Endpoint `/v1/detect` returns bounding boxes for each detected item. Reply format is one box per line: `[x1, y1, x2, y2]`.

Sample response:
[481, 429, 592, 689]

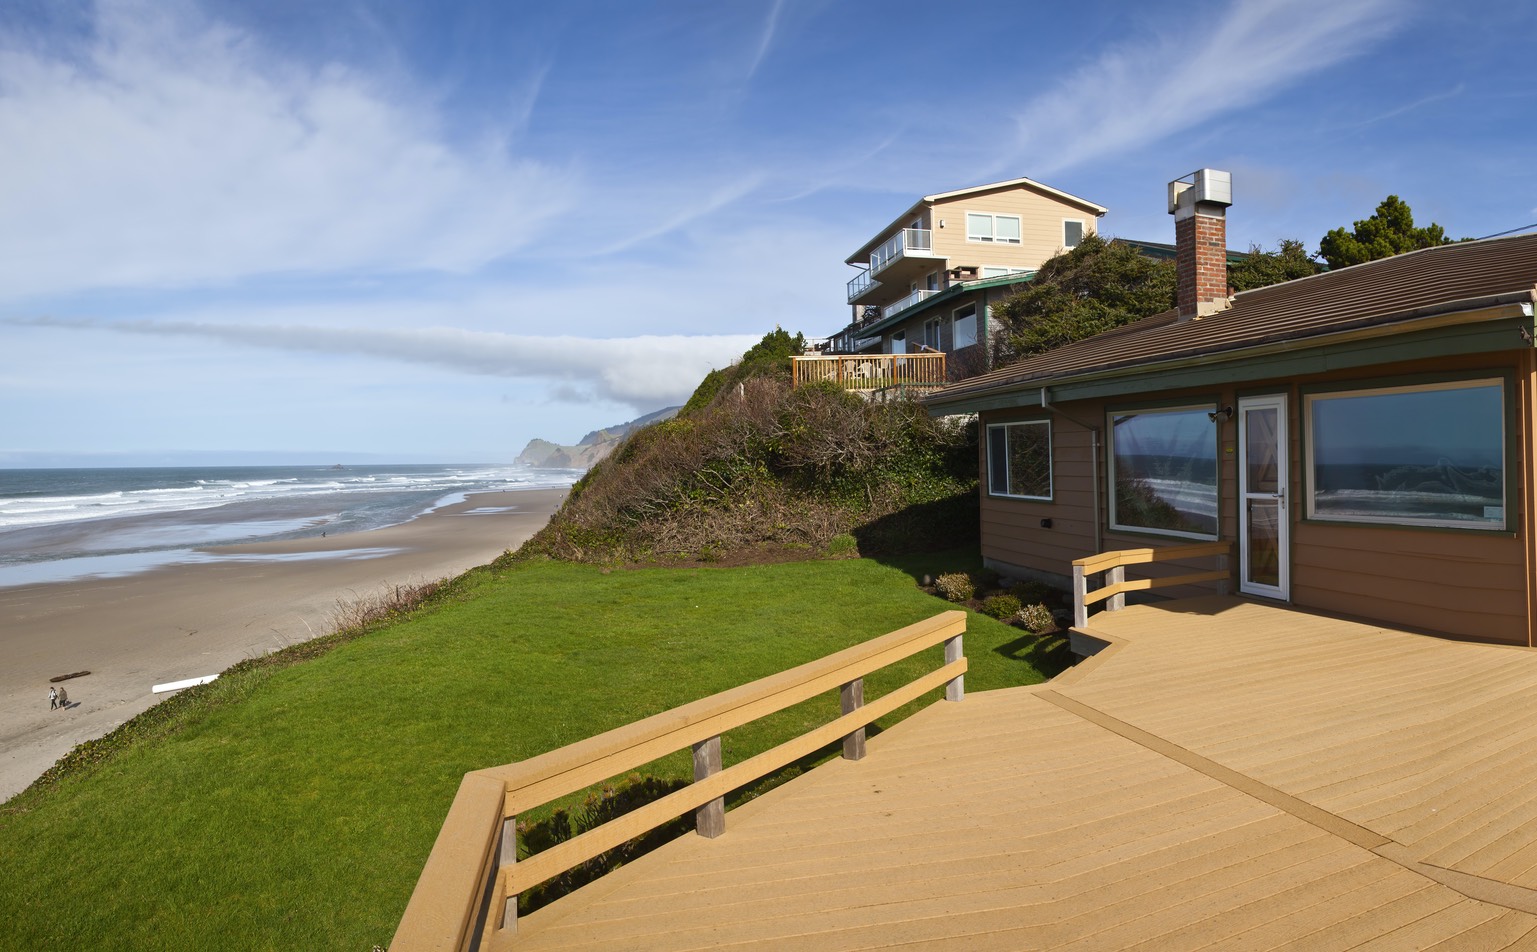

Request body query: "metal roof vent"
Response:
[1168, 169, 1233, 216]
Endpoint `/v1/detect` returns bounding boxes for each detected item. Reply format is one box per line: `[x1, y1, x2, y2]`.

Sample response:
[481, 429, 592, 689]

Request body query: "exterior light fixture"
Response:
[1208, 406, 1234, 423]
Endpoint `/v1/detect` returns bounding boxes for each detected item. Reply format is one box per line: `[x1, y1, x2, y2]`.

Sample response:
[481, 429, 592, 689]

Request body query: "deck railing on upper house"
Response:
[790, 353, 946, 392]
[390, 611, 967, 952]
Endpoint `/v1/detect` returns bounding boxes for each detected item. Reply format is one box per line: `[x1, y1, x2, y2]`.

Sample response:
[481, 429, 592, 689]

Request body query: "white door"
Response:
[1239, 395, 1289, 600]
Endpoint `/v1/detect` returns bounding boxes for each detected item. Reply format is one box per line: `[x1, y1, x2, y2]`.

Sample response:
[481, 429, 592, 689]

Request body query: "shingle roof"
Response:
[928, 232, 1537, 409]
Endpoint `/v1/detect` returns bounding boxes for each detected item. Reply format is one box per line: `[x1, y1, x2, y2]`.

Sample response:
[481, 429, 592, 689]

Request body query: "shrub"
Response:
[825, 533, 859, 558]
[980, 594, 1022, 620]
[517, 773, 690, 914]
[935, 572, 974, 603]
[1009, 580, 1053, 605]
[1017, 603, 1056, 634]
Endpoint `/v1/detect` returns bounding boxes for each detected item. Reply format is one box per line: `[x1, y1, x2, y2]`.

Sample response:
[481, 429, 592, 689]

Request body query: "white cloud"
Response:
[7, 316, 757, 409]
[0, 0, 575, 299]
[1000, 0, 1410, 177]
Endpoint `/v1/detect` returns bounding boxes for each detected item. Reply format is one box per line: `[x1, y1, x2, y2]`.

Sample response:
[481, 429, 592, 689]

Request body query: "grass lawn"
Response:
[0, 553, 1063, 950]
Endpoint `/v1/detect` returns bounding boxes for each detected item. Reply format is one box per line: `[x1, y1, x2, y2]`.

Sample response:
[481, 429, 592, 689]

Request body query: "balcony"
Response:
[883, 287, 939, 321]
[846, 269, 877, 304]
[870, 228, 935, 276]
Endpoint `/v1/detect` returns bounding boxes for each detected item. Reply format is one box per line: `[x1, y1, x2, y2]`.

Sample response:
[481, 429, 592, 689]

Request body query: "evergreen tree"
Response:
[991, 234, 1175, 363]
[1228, 239, 1322, 291]
[1317, 196, 1455, 270]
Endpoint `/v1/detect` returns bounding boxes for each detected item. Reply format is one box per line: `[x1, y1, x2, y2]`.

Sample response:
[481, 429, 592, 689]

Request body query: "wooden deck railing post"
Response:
[1107, 565, 1126, 611]
[499, 814, 518, 932]
[692, 736, 725, 838]
[840, 678, 866, 760]
[944, 635, 964, 702]
[1073, 563, 1088, 629]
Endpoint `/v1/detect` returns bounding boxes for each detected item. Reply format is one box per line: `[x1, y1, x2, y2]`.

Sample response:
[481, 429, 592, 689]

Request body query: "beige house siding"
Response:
[980, 353, 1530, 646]
[930, 185, 1098, 272]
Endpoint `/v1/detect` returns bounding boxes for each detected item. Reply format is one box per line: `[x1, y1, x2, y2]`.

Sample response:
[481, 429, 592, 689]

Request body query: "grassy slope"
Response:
[0, 554, 1060, 951]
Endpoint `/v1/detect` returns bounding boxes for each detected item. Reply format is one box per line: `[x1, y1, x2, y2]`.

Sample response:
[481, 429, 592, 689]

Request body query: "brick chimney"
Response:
[1168, 169, 1233, 318]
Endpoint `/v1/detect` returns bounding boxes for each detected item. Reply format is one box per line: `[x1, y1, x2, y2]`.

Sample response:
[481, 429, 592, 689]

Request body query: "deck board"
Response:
[501, 598, 1537, 950]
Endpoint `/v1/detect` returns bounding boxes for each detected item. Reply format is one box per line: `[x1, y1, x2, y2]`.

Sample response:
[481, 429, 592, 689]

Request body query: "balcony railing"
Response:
[846, 269, 877, 304]
[870, 228, 934, 276]
[884, 288, 939, 321]
[790, 353, 947, 392]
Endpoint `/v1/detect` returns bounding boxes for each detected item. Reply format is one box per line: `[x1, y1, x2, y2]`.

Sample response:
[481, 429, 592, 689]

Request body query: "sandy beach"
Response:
[0, 487, 566, 802]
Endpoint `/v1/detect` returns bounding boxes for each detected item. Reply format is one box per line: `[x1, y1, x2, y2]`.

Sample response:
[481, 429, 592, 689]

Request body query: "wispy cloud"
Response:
[0, 0, 576, 299]
[1357, 84, 1465, 126]
[8, 316, 756, 409]
[996, 0, 1412, 177]
[746, 0, 786, 79]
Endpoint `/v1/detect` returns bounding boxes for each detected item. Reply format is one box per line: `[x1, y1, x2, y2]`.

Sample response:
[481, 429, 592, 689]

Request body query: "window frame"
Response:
[922, 316, 943, 352]
[987, 420, 1053, 501]
[1063, 219, 1085, 249]
[1107, 402, 1220, 541]
[1302, 376, 1511, 531]
[966, 211, 1023, 245]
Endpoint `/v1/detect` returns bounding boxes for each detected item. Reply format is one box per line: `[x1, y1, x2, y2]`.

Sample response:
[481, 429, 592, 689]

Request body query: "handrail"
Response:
[789, 353, 947, 391]
[390, 611, 967, 952]
[1072, 541, 1232, 628]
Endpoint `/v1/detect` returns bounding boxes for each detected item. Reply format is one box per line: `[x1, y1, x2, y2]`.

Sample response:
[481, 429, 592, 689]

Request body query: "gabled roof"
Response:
[927, 233, 1537, 414]
[846, 177, 1107, 265]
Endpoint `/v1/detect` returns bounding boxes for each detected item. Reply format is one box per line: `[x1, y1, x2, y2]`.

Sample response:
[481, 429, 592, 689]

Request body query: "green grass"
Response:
[0, 553, 1063, 950]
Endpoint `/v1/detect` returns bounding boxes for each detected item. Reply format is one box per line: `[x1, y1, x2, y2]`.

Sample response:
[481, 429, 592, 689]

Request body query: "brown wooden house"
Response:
[926, 170, 1537, 646]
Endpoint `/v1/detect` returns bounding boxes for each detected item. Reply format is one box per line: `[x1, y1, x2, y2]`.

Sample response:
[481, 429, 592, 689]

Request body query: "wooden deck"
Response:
[507, 597, 1537, 950]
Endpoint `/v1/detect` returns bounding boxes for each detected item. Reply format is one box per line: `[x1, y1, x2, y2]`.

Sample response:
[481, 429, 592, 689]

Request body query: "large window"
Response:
[988, 421, 1052, 500]
[1110, 406, 1218, 538]
[922, 317, 943, 351]
[1306, 379, 1505, 529]
[1063, 219, 1085, 248]
[952, 303, 978, 348]
[966, 212, 1022, 244]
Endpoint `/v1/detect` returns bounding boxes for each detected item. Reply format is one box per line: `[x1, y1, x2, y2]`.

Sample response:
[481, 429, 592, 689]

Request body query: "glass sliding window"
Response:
[1063, 220, 1085, 248]
[1306, 379, 1505, 528]
[966, 213, 1022, 244]
[1110, 406, 1218, 538]
[987, 421, 1052, 500]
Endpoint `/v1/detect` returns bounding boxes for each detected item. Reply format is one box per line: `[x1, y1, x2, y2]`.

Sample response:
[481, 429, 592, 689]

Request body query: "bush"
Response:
[980, 594, 1022, 620]
[825, 533, 859, 558]
[935, 572, 974, 603]
[1009, 580, 1053, 605]
[1017, 603, 1056, 634]
[517, 773, 691, 914]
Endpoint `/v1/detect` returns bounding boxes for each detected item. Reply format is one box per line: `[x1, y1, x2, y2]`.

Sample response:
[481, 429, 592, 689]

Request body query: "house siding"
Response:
[979, 351, 1531, 645]
[930, 185, 1097, 272]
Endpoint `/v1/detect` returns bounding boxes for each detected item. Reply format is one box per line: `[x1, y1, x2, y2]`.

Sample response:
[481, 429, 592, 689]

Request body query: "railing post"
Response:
[944, 634, 964, 702]
[499, 814, 518, 932]
[1073, 563, 1088, 629]
[1107, 564, 1126, 611]
[840, 678, 866, 760]
[692, 736, 725, 838]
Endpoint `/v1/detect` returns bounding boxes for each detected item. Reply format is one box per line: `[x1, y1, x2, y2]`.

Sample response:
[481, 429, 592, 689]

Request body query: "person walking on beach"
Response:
[49, 686, 57, 710]
[57, 687, 68, 710]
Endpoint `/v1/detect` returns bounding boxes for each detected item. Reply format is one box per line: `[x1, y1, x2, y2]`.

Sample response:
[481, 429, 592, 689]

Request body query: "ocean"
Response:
[0, 463, 578, 588]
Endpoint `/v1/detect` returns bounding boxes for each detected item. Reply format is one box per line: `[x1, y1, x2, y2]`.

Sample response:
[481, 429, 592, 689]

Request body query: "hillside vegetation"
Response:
[518, 329, 979, 564]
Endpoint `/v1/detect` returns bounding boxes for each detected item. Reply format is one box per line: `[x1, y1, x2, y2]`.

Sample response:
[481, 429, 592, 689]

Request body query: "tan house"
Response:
[927, 169, 1537, 647]
[834, 177, 1107, 378]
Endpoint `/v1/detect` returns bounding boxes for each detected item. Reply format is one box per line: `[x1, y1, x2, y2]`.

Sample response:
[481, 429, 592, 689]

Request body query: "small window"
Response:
[988, 421, 1052, 500]
[981, 266, 1028, 278]
[1306, 379, 1505, 529]
[952, 303, 978, 348]
[1110, 405, 1218, 539]
[966, 212, 1023, 244]
[1064, 220, 1085, 248]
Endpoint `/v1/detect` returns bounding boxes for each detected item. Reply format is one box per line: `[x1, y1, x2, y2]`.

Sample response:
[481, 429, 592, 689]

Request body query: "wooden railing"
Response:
[790, 353, 946, 391]
[1072, 541, 1232, 629]
[390, 611, 968, 952]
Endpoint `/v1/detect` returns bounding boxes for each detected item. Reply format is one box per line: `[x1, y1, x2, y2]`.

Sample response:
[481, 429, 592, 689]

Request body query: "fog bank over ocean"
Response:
[0, 464, 578, 587]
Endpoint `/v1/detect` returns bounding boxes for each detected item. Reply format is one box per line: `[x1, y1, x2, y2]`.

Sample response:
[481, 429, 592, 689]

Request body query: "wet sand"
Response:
[0, 488, 566, 802]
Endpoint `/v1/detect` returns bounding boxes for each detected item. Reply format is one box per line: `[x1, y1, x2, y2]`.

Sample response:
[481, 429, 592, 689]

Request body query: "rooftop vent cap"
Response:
[1168, 168, 1233, 215]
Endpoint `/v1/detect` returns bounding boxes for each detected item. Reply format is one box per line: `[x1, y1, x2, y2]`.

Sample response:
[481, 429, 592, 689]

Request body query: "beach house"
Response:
[926, 169, 1537, 647]
[832, 177, 1107, 380]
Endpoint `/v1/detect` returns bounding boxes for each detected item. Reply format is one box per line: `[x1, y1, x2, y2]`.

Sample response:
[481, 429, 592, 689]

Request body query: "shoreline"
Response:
[0, 487, 567, 803]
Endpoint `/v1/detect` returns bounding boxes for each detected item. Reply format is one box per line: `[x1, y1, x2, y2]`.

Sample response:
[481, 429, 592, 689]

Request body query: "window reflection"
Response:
[1111, 407, 1218, 538]
[1307, 381, 1503, 528]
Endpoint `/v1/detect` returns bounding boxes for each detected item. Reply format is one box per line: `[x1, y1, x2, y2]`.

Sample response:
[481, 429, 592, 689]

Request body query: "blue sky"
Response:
[2, 0, 1534, 466]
